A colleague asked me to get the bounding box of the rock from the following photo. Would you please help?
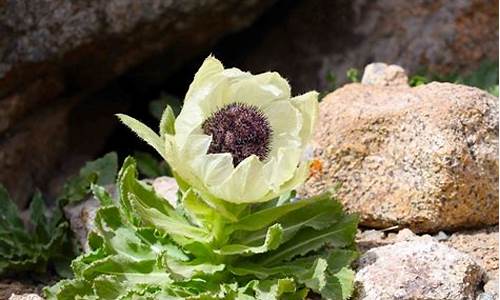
[0,0,275,207]
[230,0,498,93]
[0,279,42,300]
[9,294,43,300]
[355,238,485,300]
[64,177,178,251]
[64,197,100,253]
[361,63,408,87]
[483,275,499,299]
[445,226,499,281]
[303,69,498,232]
[151,177,179,207]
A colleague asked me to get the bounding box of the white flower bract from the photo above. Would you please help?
[119,56,318,204]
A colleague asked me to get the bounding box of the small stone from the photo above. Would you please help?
[434,231,450,241]
[9,294,44,300]
[361,63,409,87]
[355,238,485,300]
[152,176,179,207]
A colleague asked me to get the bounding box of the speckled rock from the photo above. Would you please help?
[8,294,44,300]
[354,237,485,300]
[303,69,498,232]
[64,177,178,251]
[361,63,408,87]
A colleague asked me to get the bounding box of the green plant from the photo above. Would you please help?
[409,60,499,96]
[60,152,118,203]
[0,187,74,278]
[45,158,358,299]
[346,68,360,83]
[46,56,358,299]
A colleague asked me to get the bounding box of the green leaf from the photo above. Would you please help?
[91,184,114,206]
[233,196,342,246]
[217,224,283,255]
[131,194,209,245]
[160,105,176,136]
[0,185,75,277]
[61,152,118,203]
[228,193,332,233]
[346,68,359,83]
[258,214,358,265]
[134,151,171,178]
[117,114,166,159]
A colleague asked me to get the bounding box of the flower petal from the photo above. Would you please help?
[185,56,224,102]
[266,147,302,189]
[227,72,290,108]
[191,153,234,187]
[211,155,270,203]
[290,91,319,143]
[263,100,302,138]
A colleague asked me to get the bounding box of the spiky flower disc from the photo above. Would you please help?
[202,103,272,166]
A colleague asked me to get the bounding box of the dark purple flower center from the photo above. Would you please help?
[202,103,272,166]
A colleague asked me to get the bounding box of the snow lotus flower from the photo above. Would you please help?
[118,56,318,204]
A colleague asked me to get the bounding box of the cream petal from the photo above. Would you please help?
[227,74,289,108]
[263,100,302,138]
[185,56,224,102]
[257,162,310,203]
[179,134,212,160]
[253,72,291,100]
[290,91,319,143]
[190,153,234,187]
[174,104,205,148]
[210,155,270,203]
[266,147,302,189]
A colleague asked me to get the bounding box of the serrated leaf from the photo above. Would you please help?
[234,196,342,246]
[131,194,209,245]
[62,152,118,203]
[160,105,176,136]
[217,224,283,256]
[117,114,166,159]
[228,193,332,233]
[91,184,114,206]
[258,214,358,265]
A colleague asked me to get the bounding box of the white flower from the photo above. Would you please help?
[119,56,318,204]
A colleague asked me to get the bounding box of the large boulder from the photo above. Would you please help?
[0,0,275,207]
[354,237,485,300]
[302,64,498,233]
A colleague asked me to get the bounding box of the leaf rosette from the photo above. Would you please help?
[46,57,358,300]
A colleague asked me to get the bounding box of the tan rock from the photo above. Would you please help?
[361,63,408,87]
[303,79,498,232]
[445,226,499,282]
[355,238,485,300]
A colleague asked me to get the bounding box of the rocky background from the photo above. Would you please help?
[0,0,498,299]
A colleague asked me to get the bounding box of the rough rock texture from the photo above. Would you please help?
[0,279,43,300]
[64,177,178,251]
[354,237,485,300]
[0,0,275,207]
[361,63,408,87]
[8,294,43,300]
[356,227,499,299]
[303,67,499,232]
[230,0,498,93]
